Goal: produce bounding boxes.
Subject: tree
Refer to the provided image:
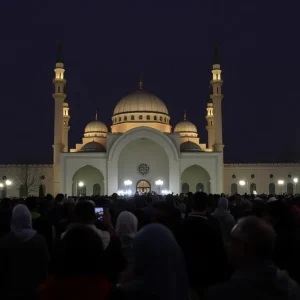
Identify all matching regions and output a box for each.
[12,165,42,197]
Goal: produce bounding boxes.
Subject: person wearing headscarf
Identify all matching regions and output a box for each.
[0,204,49,300]
[116,211,138,268]
[115,223,190,300]
[212,197,235,243]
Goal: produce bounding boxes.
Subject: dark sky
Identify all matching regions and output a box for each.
[0,1,299,164]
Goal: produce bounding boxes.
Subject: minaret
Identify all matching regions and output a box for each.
[53,43,67,195]
[210,45,224,152]
[206,87,215,149]
[62,99,70,152]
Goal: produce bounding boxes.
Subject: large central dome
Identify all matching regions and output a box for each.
[113,90,169,115]
[111,89,171,134]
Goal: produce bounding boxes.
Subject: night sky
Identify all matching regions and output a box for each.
[0,1,299,164]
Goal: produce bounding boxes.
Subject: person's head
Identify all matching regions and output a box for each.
[54,226,105,276]
[11,204,36,242]
[133,224,190,300]
[192,192,208,213]
[229,216,276,268]
[241,199,252,212]
[217,197,229,211]
[55,193,65,204]
[25,197,38,212]
[115,211,138,238]
[75,200,96,224]
[145,196,152,206]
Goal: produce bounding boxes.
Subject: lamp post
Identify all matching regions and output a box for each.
[78,181,84,197]
[278,180,284,195]
[155,180,163,195]
[239,180,246,194]
[293,178,298,195]
[124,180,132,197]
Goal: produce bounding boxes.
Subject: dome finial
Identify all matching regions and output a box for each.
[184,110,187,121]
[139,74,143,90]
[95,109,98,120]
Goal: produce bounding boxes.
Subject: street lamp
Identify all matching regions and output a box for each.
[5,180,12,186]
[0,183,3,188]
[278,180,284,195]
[78,181,85,196]
[124,180,132,197]
[294,178,298,195]
[239,180,247,194]
[155,180,163,194]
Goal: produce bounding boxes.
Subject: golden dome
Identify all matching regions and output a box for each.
[174,120,197,134]
[113,90,169,116]
[84,120,108,138]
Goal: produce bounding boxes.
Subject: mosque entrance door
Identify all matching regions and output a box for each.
[136,180,151,193]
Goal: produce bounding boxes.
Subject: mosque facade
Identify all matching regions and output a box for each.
[0,45,299,198]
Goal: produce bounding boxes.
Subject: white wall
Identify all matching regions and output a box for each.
[60,153,107,196]
[224,163,300,194]
[118,138,169,193]
[0,164,53,197]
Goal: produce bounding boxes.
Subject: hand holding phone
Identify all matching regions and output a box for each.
[95,207,104,221]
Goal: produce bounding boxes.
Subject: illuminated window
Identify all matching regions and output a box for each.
[124,116,127,121]
[131,115,134,120]
[64,121,66,125]
[154,116,157,121]
[147,115,150,120]
[139,115,143,120]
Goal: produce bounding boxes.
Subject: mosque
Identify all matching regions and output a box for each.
[0,45,299,198]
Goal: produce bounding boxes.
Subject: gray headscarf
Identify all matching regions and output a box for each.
[11,204,36,242]
[212,197,230,216]
[126,224,190,300]
[115,211,138,239]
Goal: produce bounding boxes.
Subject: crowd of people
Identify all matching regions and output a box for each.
[0,191,300,299]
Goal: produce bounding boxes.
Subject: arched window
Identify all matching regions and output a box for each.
[164,117,166,122]
[160,116,163,121]
[287,183,294,195]
[269,183,275,195]
[146,115,150,120]
[124,116,127,121]
[182,183,189,194]
[114,118,117,123]
[93,183,101,196]
[131,115,135,120]
[196,183,204,192]
[58,86,61,93]
[39,184,46,197]
[19,185,26,198]
[154,116,157,121]
[63,121,66,125]
[231,183,238,195]
[250,183,257,194]
[119,117,121,122]
[139,115,143,120]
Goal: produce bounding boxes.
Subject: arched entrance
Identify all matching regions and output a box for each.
[182,183,189,194]
[72,165,104,196]
[136,180,151,193]
[181,165,210,193]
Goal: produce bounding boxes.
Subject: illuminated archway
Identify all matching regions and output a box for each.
[136,180,151,193]
[181,165,210,193]
[72,165,104,196]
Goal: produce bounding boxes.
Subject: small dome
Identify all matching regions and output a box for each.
[180,141,203,152]
[85,120,108,134]
[80,142,106,152]
[174,120,197,134]
[113,90,169,115]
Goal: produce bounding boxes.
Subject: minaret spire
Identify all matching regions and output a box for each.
[56,42,64,64]
[213,43,220,65]
[139,74,143,90]
[184,110,187,121]
[95,109,98,120]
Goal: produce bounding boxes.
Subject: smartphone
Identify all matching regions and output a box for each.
[95,207,104,221]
